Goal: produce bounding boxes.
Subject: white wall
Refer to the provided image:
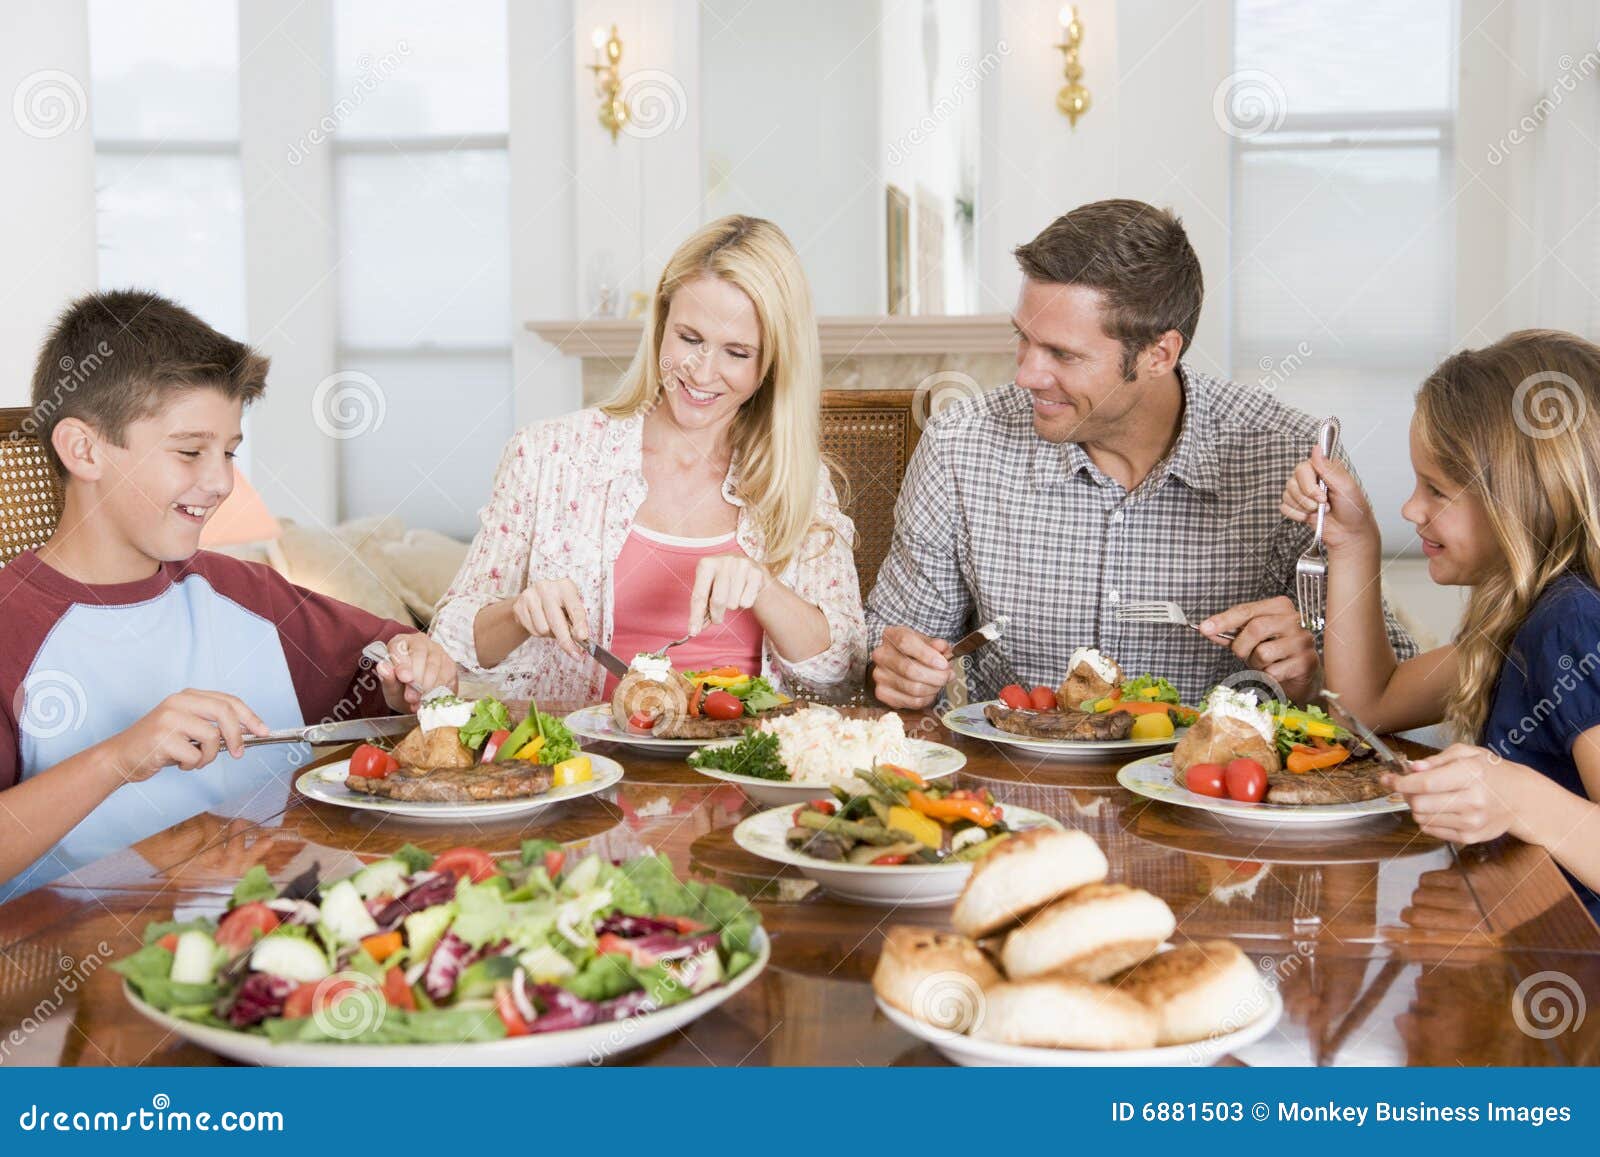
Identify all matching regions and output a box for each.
[0,0,98,406]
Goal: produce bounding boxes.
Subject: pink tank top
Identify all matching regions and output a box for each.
[605,526,766,695]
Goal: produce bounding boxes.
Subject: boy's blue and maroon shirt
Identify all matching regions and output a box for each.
[0,549,409,901]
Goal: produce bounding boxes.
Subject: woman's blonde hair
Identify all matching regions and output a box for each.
[1417,329,1600,737]
[601,215,826,573]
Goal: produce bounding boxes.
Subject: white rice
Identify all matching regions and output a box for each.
[758,707,918,789]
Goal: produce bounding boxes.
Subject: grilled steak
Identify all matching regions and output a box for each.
[652,701,888,739]
[983,703,1135,741]
[1264,756,1392,805]
[346,760,553,803]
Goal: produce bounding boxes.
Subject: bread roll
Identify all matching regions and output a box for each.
[1000,883,1175,981]
[971,977,1158,1050]
[1117,939,1271,1044]
[872,927,1001,1033]
[952,828,1108,939]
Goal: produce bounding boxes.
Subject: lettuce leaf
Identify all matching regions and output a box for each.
[260,1001,507,1044]
[1119,674,1181,705]
[458,697,511,752]
[112,944,221,1011]
[229,865,276,909]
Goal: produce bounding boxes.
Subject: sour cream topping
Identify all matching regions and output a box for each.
[1204,686,1275,746]
[1068,647,1120,684]
[629,653,673,681]
[417,691,473,733]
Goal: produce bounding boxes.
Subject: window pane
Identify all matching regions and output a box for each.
[333,0,508,138]
[1232,145,1453,368]
[96,153,247,339]
[88,0,239,139]
[335,353,513,538]
[336,150,511,347]
[1233,0,1454,115]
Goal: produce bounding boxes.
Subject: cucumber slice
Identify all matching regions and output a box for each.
[350,858,409,901]
[319,879,379,945]
[404,903,456,962]
[250,933,331,982]
[170,930,219,985]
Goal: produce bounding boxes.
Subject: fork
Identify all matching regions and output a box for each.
[1295,417,1342,632]
[1115,600,1236,642]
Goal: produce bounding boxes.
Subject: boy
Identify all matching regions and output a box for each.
[0,290,458,900]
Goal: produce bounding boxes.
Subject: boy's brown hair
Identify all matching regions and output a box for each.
[1013,199,1204,379]
[29,289,269,475]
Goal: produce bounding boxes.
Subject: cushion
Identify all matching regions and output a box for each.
[376,528,469,626]
[270,519,416,626]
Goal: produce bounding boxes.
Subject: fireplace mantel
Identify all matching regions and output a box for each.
[525,314,1015,361]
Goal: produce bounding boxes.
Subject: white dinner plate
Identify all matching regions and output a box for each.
[941,702,1185,761]
[876,983,1282,1066]
[123,928,767,1067]
[732,802,1061,906]
[1117,751,1409,826]
[689,737,966,806]
[563,705,720,753]
[294,753,623,821]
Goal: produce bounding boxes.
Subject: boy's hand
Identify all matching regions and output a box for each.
[105,690,270,783]
[377,634,460,711]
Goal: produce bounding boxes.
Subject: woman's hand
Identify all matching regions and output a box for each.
[1279,445,1381,556]
[511,578,592,659]
[686,554,772,637]
[1384,744,1531,844]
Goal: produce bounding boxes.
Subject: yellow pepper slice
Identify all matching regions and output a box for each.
[551,755,592,787]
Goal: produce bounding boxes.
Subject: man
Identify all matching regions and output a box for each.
[867,199,1415,708]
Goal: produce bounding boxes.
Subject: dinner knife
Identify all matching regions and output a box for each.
[584,639,633,680]
[1318,690,1411,776]
[243,715,419,748]
[950,616,1010,659]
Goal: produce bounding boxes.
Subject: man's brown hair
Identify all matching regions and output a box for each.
[29,289,269,475]
[1013,199,1204,379]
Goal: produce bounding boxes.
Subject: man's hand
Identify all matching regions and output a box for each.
[1198,595,1320,704]
[869,625,952,708]
[378,633,460,712]
[104,690,270,782]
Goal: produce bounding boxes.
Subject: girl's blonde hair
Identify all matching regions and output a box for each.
[1417,329,1600,737]
[601,215,826,574]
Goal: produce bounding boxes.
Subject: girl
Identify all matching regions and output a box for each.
[431,215,865,703]
[1281,330,1600,907]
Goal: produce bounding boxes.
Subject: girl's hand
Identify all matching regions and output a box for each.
[1279,445,1381,555]
[687,554,772,637]
[1383,743,1529,844]
[512,578,591,659]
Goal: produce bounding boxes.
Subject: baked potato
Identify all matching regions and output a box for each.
[1171,712,1281,774]
[391,724,475,771]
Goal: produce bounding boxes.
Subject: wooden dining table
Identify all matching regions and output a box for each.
[3,704,1598,1067]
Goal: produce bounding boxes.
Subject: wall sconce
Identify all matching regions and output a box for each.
[1056,6,1090,128]
[588,24,630,142]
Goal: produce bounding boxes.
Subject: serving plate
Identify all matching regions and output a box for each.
[563,705,714,753]
[1117,751,1408,827]
[294,754,623,820]
[689,737,965,806]
[941,702,1184,761]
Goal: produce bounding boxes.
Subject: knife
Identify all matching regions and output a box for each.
[1318,690,1410,776]
[584,639,633,681]
[950,616,1010,659]
[243,715,419,748]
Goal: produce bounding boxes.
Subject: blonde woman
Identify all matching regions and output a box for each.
[431,215,864,702]
[1280,330,1600,912]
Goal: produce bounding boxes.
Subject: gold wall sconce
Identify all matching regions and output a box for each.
[1056,6,1090,128]
[589,24,630,142]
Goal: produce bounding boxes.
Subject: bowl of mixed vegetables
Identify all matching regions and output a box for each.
[114,842,767,1066]
[731,765,1062,906]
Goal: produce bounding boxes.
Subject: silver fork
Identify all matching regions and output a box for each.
[1295,417,1342,632]
[1115,600,1236,642]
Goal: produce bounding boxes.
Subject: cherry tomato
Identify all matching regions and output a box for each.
[792,799,837,824]
[382,965,416,1011]
[1225,758,1268,803]
[1183,762,1227,798]
[1028,685,1058,712]
[998,684,1031,710]
[432,846,499,884]
[543,849,565,880]
[348,743,398,778]
[215,901,281,954]
[157,933,180,953]
[701,690,744,720]
[494,984,532,1037]
[626,711,657,733]
[871,853,909,865]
